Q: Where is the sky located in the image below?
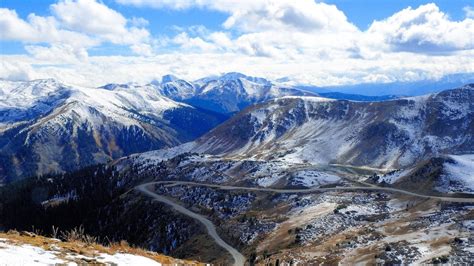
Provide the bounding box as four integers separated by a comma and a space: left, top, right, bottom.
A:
0, 0, 473, 87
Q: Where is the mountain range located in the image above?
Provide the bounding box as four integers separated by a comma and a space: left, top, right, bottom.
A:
0, 73, 473, 184
0, 73, 321, 182
0, 79, 227, 182
1, 73, 474, 265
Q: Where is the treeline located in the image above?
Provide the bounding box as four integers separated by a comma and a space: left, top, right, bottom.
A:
0, 164, 199, 255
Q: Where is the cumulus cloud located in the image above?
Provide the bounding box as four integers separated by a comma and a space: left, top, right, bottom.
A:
0, 8, 97, 46
367, 3, 474, 53
1, 1, 473, 87
0, 0, 154, 58
464, 6, 474, 18
2, 47, 473, 88
50, 0, 151, 46
117, 0, 358, 33
130, 17, 149, 27
220, 1, 357, 33
142, 0, 361, 59
0, 9, 40, 40
51, 0, 128, 35
0, 60, 36, 81
25, 44, 89, 63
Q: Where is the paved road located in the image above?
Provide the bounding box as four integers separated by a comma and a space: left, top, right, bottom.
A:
136, 184, 246, 266
143, 181, 474, 203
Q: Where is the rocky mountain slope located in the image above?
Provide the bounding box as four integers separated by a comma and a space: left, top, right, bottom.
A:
154, 72, 316, 114
0, 79, 226, 182
158, 84, 474, 170
374, 154, 474, 194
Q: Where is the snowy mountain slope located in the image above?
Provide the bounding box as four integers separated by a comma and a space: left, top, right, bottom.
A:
153, 75, 197, 101
153, 72, 317, 114
0, 79, 226, 182
438, 154, 474, 193
190, 84, 474, 170
0, 79, 70, 124
372, 154, 474, 194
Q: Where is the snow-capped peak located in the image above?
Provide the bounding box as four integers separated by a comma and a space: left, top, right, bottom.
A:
217, 72, 271, 85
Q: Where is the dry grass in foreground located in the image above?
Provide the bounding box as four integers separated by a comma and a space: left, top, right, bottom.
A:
0, 230, 205, 265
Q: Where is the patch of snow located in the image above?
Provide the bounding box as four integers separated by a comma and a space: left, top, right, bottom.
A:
256, 174, 284, 187
291, 170, 340, 187
340, 204, 377, 216
95, 253, 162, 265
135, 142, 196, 165
278, 95, 334, 102
377, 168, 412, 184
435, 154, 474, 194
0, 238, 162, 266
0, 240, 66, 265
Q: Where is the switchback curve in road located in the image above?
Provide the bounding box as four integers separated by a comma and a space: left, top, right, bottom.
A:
136, 184, 246, 266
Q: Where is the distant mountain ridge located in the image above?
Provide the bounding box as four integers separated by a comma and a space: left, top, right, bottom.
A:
153, 72, 315, 114
303, 73, 474, 96
1, 72, 473, 183
0, 79, 226, 182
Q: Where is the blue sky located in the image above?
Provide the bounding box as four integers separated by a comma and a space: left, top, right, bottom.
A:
0, 0, 473, 86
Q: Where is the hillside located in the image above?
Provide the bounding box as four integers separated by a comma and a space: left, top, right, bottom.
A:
189, 84, 474, 169
0, 79, 226, 182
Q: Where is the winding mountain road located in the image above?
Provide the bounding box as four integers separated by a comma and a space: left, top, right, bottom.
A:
141, 181, 474, 202
136, 184, 246, 266
136, 180, 474, 265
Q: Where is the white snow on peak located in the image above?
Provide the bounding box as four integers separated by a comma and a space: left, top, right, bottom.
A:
0, 79, 190, 127
0, 79, 67, 110
278, 95, 335, 102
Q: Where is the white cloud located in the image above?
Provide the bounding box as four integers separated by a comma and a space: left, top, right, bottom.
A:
1, 1, 473, 87
172, 32, 218, 52
130, 43, 153, 56
2, 48, 473, 88
221, 1, 357, 33
0, 60, 35, 81
115, 0, 199, 10
0, 8, 97, 46
0, 9, 38, 40
51, 0, 128, 35
464, 6, 474, 18
117, 0, 358, 33
25, 44, 89, 63
130, 17, 149, 27
0, 0, 154, 58
367, 3, 474, 53
51, 0, 152, 49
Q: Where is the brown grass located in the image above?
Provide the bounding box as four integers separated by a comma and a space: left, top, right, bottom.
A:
0, 231, 205, 265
